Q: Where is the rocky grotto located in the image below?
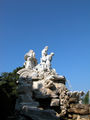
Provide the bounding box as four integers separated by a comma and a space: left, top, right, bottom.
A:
15, 46, 90, 120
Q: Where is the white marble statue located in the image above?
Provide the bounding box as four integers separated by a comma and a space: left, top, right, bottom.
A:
40, 46, 48, 63
24, 46, 54, 71
24, 50, 37, 69
46, 52, 54, 71
38, 46, 48, 71
39, 46, 54, 71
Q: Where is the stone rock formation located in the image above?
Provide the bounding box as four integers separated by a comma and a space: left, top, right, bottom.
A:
15, 46, 90, 120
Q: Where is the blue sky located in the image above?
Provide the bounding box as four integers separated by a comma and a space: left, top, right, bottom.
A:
0, 0, 90, 92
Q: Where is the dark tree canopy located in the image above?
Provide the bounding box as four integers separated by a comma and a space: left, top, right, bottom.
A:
0, 66, 23, 120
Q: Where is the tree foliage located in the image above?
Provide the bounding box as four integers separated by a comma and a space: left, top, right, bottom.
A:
82, 91, 89, 104
0, 67, 23, 120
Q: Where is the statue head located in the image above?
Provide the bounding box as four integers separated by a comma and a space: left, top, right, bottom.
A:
42, 46, 48, 56
44, 46, 48, 50
44, 46, 48, 54
51, 52, 54, 56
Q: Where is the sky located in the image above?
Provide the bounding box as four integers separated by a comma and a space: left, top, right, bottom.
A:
0, 0, 90, 92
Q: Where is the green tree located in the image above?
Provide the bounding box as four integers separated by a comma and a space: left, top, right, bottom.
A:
82, 91, 89, 104
0, 66, 23, 120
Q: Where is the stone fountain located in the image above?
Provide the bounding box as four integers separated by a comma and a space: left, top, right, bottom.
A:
15, 46, 90, 120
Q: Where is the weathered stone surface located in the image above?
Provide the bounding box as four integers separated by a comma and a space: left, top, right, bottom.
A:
68, 104, 90, 115
68, 114, 90, 120
50, 99, 59, 106
22, 106, 59, 120
69, 98, 78, 103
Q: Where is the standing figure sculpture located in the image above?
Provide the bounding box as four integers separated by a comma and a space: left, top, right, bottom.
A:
39, 46, 48, 71
46, 52, 54, 71
40, 46, 54, 71
24, 50, 37, 69
41, 46, 48, 63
